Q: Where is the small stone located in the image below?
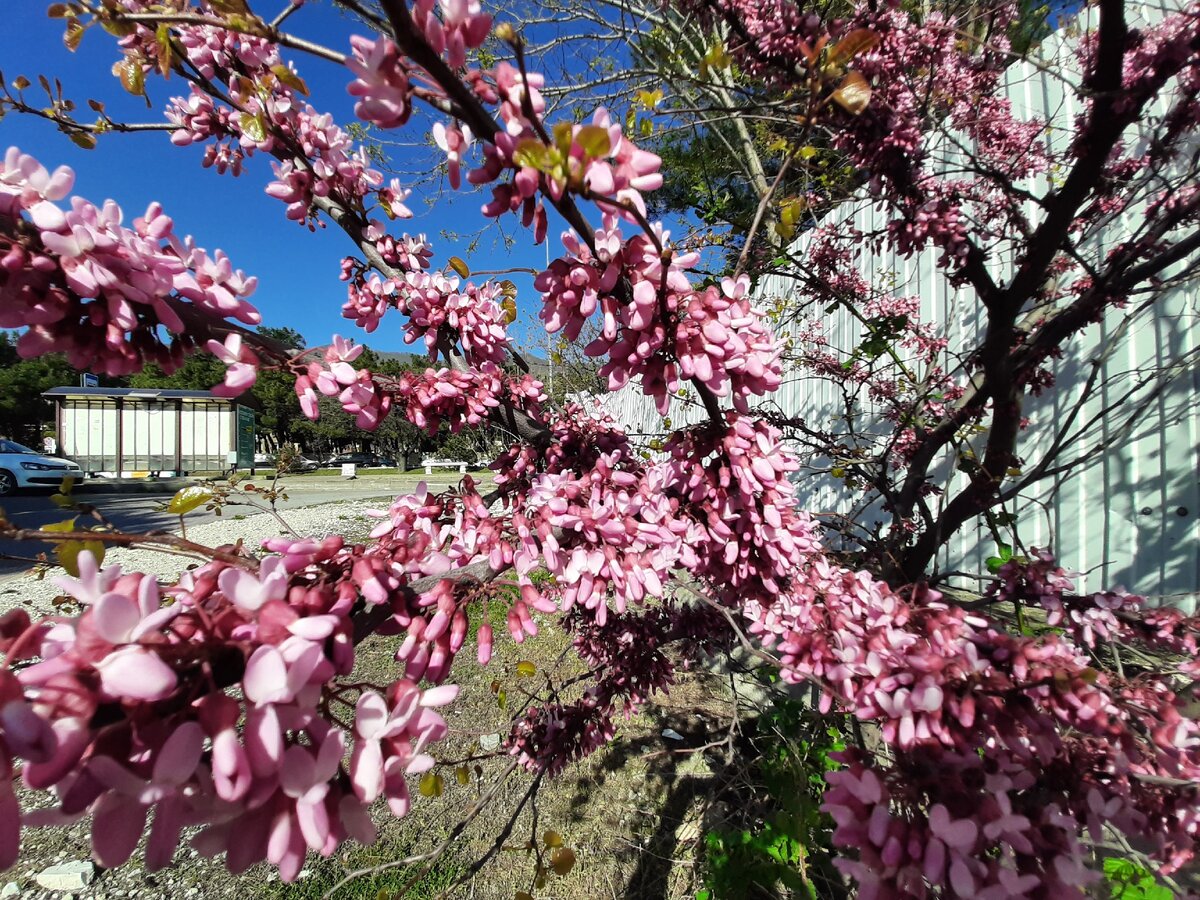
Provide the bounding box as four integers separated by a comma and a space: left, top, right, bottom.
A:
661, 728, 684, 741
1, 882, 20, 898
36, 861, 96, 892
479, 733, 501, 751
297, 869, 311, 880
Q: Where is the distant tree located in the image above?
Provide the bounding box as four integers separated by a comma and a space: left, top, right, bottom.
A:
0, 333, 79, 445
127, 353, 226, 392
256, 325, 306, 351
253, 326, 307, 452
290, 395, 356, 459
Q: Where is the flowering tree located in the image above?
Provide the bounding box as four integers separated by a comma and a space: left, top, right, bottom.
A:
1, 0, 1199, 897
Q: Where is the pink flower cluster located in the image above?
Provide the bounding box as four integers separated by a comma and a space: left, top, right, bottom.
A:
205, 332, 259, 397
671, 275, 783, 412
117, 0, 277, 81
491, 402, 635, 497
665, 414, 820, 607
988, 549, 1140, 647
745, 551, 1200, 888
393, 364, 543, 434
363, 482, 533, 681
1, 148, 259, 376
0, 549, 457, 880
158, 18, 402, 230
534, 221, 622, 341
346, 36, 413, 129
399, 273, 511, 365
514, 456, 699, 625
410, 0, 493, 70
4, 4, 1195, 895
538, 219, 783, 414
293, 336, 393, 429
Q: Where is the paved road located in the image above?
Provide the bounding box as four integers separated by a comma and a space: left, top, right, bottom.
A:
0, 472, 478, 575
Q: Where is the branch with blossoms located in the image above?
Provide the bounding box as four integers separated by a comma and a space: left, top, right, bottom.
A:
0, 0, 1198, 896
690, 0, 1200, 589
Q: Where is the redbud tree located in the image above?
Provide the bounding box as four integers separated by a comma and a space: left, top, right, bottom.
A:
0, 0, 1198, 897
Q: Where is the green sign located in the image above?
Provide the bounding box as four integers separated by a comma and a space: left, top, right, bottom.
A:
236, 405, 255, 468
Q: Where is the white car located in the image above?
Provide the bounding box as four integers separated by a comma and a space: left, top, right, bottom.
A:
0, 440, 83, 496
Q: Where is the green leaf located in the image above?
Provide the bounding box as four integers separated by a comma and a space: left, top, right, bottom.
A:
574, 124, 611, 158
167, 486, 213, 515
209, 0, 252, 13
111, 58, 144, 96
270, 64, 309, 96
1103, 857, 1173, 899
512, 138, 551, 170
548, 847, 576, 876
238, 111, 267, 143
516, 660, 536, 677
99, 19, 137, 37
542, 830, 563, 848
70, 121, 98, 145
57, 538, 104, 576
155, 23, 174, 78
635, 88, 663, 110
418, 772, 444, 797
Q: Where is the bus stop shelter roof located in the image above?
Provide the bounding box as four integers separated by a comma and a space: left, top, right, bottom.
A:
42, 387, 234, 402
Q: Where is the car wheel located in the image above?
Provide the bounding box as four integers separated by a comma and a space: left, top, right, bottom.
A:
0, 470, 16, 497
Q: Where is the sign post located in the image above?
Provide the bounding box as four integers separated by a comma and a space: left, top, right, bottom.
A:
80, 373, 98, 388
236, 406, 255, 470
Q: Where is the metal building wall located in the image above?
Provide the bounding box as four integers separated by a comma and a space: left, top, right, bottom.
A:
594, 0, 1199, 608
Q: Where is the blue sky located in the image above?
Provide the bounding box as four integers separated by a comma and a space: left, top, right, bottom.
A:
0, 1, 577, 355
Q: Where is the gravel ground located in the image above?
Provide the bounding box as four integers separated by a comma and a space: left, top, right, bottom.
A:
0, 500, 385, 900
0, 499, 387, 619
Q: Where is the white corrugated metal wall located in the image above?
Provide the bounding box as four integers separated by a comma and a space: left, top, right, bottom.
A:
594, 0, 1200, 608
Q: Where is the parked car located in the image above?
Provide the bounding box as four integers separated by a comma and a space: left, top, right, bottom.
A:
279, 453, 320, 472
323, 452, 392, 469
0, 439, 83, 496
